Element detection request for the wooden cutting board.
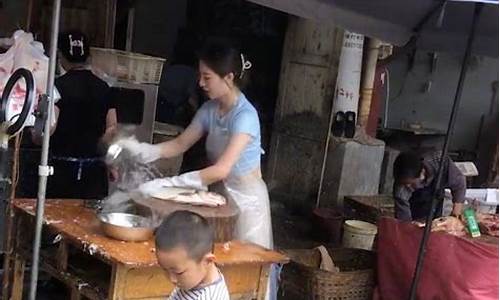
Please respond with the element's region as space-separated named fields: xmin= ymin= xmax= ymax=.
xmin=134 ymin=185 xmax=240 ymax=242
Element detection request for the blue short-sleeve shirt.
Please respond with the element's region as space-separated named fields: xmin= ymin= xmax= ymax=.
xmin=192 ymin=93 xmax=261 ymax=177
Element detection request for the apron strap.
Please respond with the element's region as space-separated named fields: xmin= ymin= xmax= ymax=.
xmin=51 ymin=156 xmax=102 ymax=181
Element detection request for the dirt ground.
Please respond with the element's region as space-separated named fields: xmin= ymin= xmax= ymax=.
xmin=270 ymin=200 xmax=327 ymax=250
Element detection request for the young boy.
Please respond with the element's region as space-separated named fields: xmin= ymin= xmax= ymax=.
xmin=155 ymin=210 xmax=230 ymax=300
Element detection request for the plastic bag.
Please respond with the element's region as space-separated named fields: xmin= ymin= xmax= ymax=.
xmin=0 ymin=30 xmax=59 ymax=128
xmin=12 ymin=31 xmax=49 ymax=95
xmin=0 ymin=37 xmax=16 ymax=91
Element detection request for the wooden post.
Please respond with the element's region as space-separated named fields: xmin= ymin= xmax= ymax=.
xmin=266 ymin=17 xmax=343 ymax=205
xmin=358 ymin=38 xmax=382 ymax=128
xmin=56 ymin=240 xmax=69 ymax=272
xmin=108 ymin=264 xmax=127 ymax=300
xmin=11 ymin=215 xmax=25 ymax=300
xmin=1 ymin=135 xmax=20 ymax=300
xmin=11 ymin=255 xmax=25 ymax=300
xmin=70 ymin=287 xmax=82 ymax=300
xmin=26 ymin=0 xmax=35 ymax=31
xmin=105 ymin=0 xmax=117 ymax=48
xmin=1 ymin=211 xmax=15 ymax=300
xmin=125 ymin=7 xmax=135 ymax=52
xmin=256 ymin=265 xmax=270 ymax=300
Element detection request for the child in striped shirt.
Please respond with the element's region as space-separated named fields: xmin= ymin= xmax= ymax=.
xmin=155 ymin=210 xmax=230 ymax=300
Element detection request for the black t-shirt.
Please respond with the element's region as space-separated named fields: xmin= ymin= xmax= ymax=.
xmin=51 ymin=69 xmax=112 ymax=157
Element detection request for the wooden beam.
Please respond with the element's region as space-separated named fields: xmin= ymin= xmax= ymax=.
xmin=26 ymin=0 xmax=35 ymax=31
xmin=56 ymin=240 xmax=69 ymax=272
xmin=105 ymin=0 xmax=117 ymax=48
xmin=70 ymin=288 xmax=82 ymax=300
xmin=256 ymin=265 xmax=270 ymax=300
xmin=246 ymin=0 xmax=410 ymax=47
xmin=125 ymin=7 xmax=135 ymax=52
xmin=11 ymin=255 xmax=25 ymax=300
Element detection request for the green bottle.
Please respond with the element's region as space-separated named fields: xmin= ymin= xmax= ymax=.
xmin=464 ymin=208 xmax=481 ymax=238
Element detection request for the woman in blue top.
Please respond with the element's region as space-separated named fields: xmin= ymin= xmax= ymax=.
xmin=120 ymin=41 xmax=273 ymax=249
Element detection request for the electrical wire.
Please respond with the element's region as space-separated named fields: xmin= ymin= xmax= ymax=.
xmin=11 ymin=130 xmax=22 ymax=195
xmin=389 ymin=67 xmax=410 ymax=102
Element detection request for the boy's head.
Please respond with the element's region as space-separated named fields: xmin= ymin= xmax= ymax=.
xmin=393 ymin=152 xmax=425 ymax=190
xmin=155 ymin=210 xmax=215 ymax=290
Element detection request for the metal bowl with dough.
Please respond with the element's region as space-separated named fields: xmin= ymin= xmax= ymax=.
xmin=98 ymin=212 xmax=154 ymax=242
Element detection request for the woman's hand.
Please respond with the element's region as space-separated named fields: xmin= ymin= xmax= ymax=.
xmin=115 ymin=137 xmax=163 ymax=163
xmin=137 ymin=171 xmax=206 ymax=197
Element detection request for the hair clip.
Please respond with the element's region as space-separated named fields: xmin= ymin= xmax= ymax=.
xmin=239 ymin=54 xmax=252 ymax=79
xmin=68 ymin=34 xmax=85 ymax=56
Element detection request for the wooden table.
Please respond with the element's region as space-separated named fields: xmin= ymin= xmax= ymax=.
xmin=3 ymin=199 xmax=288 ymax=300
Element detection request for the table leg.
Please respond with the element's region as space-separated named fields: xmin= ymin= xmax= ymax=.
xmin=2 ymin=208 xmax=18 ymax=300
xmin=56 ymin=240 xmax=69 ymax=272
xmin=11 ymin=254 xmax=25 ymax=300
xmin=256 ymin=265 xmax=271 ymax=300
xmin=108 ymin=264 xmax=127 ymax=300
xmin=70 ymin=287 xmax=82 ymax=300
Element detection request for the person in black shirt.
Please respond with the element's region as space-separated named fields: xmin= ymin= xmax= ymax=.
xmin=46 ymin=30 xmax=117 ymax=199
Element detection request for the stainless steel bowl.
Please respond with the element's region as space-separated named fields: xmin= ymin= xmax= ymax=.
xmin=98 ymin=212 xmax=154 ymax=242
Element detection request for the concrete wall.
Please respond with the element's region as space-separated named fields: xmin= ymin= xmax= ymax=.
xmin=132 ymin=0 xmax=187 ymax=58
xmin=382 ymin=50 xmax=498 ymax=152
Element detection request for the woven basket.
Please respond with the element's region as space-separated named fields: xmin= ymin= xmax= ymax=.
xmin=281 ymin=248 xmax=375 ymax=300
xmin=90 ymin=47 xmax=166 ymax=84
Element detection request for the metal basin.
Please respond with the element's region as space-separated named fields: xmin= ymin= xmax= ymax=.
xmin=98 ymin=212 xmax=154 ymax=242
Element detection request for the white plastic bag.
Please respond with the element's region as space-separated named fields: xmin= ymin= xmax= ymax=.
xmin=12 ymin=32 xmax=49 ymax=95
xmin=0 ymin=30 xmax=59 ymax=128
xmin=0 ymin=38 xmax=16 ymax=90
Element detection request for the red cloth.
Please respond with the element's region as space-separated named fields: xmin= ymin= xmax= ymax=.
xmin=376 ymin=217 xmax=499 ymax=300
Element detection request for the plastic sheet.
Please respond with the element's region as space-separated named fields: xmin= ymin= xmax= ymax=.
xmin=223 ymin=175 xmax=275 ymax=300
xmin=375 ymin=217 xmax=498 ymax=300
xmin=224 ymin=176 xmax=273 ymax=249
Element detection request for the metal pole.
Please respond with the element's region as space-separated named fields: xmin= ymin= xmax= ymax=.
xmin=29 ymin=0 xmax=61 ymax=299
xmin=408 ymin=3 xmax=483 ymax=299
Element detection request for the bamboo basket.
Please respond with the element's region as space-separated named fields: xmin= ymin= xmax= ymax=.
xmin=281 ymin=247 xmax=375 ymax=300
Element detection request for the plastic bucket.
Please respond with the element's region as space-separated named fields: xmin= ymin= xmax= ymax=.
xmin=312 ymin=208 xmax=344 ymax=246
xmin=342 ymin=220 xmax=377 ymax=250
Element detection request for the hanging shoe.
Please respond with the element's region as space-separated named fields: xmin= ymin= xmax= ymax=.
xmin=332 ymin=111 xmax=346 ymax=137
xmin=344 ymin=111 xmax=356 ymax=138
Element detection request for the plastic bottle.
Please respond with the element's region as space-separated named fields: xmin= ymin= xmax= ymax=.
xmin=464 ymin=208 xmax=481 ymax=238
